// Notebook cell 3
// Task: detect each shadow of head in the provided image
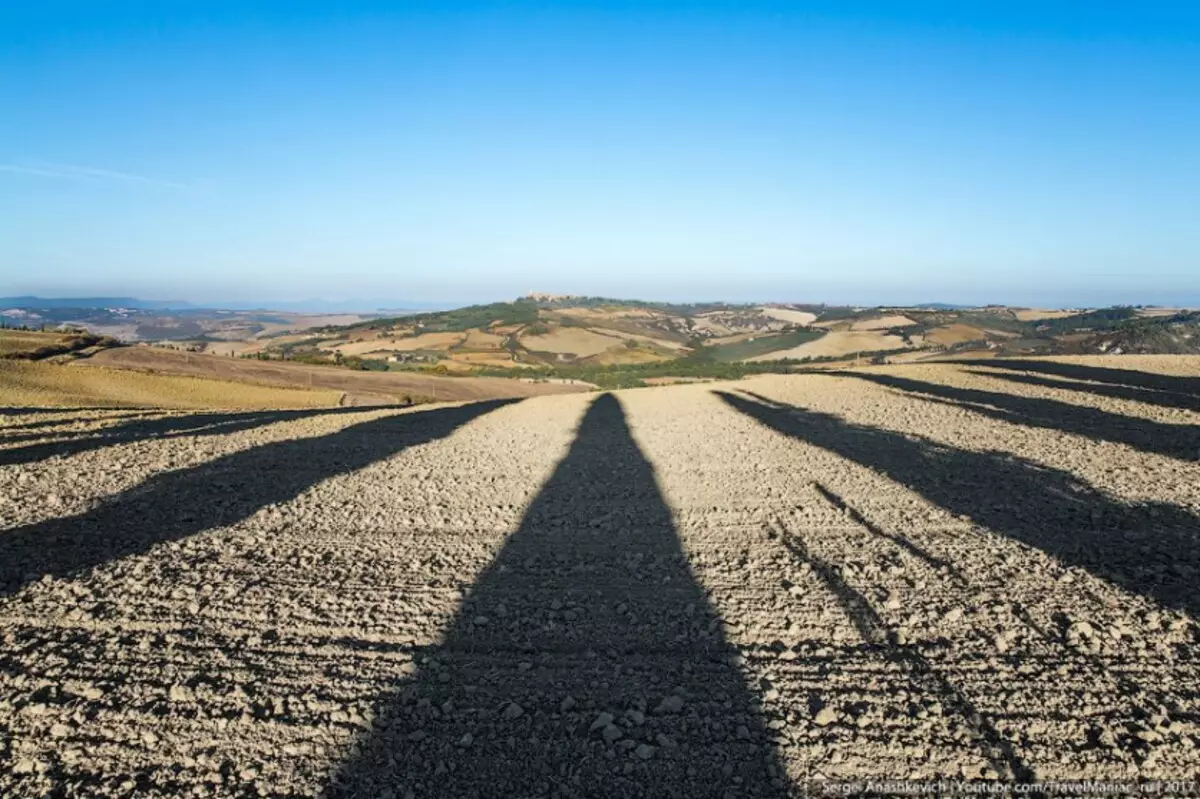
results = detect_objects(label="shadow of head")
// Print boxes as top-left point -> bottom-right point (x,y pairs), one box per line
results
327,392 -> 790,798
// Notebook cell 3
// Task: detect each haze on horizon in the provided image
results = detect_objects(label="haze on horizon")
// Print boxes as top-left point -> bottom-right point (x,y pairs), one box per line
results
2,1 -> 1198,309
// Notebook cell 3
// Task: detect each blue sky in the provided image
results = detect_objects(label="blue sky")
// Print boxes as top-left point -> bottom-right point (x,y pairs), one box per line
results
1,1 -> 1198,307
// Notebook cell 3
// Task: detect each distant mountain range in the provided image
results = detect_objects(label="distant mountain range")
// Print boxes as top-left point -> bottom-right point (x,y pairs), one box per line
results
0,296 -> 193,311
0,296 -> 445,314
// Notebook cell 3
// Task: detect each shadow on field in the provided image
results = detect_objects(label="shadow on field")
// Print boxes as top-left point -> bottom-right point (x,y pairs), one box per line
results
968,369 -> 1200,413
0,407 -> 370,468
0,400 -> 515,598
835,372 -> 1199,462
960,360 -> 1200,408
716,390 -> 1200,621
811,482 -> 963,581
0,406 -> 167,416
771,525 -> 1034,782
330,394 -> 788,799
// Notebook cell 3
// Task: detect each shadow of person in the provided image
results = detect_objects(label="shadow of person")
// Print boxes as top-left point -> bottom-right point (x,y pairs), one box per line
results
0,400 -> 515,598
960,359 -> 1200,402
833,371 -> 1198,462
716,390 -> 1200,621
0,407 -> 370,468
329,394 -> 789,799
772,528 -> 1035,782
964,368 -> 1200,413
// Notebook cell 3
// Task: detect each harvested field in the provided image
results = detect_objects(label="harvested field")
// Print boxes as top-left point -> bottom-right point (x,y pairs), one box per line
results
200,340 -> 260,357
849,314 -> 917,331
691,317 -> 737,336
332,332 -> 467,357
0,329 -> 115,361
709,329 -> 825,362
460,328 -> 506,349
758,307 -> 817,326
366,332 -> 465,353
923,323 -> 988,346
77,347 -> 589,403
1136,308 -> 1191,317
2,355 -> 1199,796
519,327 -> 622,357
0,330 -> 76,358
585,328 -> 690,352
1014,309 -> 1081,321
749,330 -> 909,361
553,306 -> 658,320
448,351 -> 521,367
0,359 -> 342,409
585,346 -> 672,366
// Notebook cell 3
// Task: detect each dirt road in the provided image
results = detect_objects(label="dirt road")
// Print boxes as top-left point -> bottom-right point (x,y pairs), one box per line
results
2,357 -> 1198,796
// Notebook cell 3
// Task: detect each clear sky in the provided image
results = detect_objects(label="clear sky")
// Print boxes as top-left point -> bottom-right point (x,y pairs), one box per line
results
2,1 -> 1198,307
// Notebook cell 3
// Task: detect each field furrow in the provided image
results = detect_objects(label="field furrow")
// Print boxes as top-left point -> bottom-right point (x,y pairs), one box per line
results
2,358 -> 1198,796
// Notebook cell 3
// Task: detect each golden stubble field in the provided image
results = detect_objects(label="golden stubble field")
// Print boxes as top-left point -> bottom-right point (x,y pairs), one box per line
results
75,346 -> 590,405
0,359 -> 344,410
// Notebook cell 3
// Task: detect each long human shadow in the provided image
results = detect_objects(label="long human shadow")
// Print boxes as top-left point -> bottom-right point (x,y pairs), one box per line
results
716,390 -> 1200,621
330,394 -> 789,798
0,400 -> 515,598
960,359 -> 1200,398
831,372 -> 1199,462
0,405 -> 162,417
967,369 -> 1200,413
771,526 -> 1034,782
0,408 -> 372,468
1,410 -> 160,433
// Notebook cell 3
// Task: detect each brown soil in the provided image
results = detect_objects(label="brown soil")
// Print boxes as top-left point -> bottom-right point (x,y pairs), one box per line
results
2,355 -> 1198,796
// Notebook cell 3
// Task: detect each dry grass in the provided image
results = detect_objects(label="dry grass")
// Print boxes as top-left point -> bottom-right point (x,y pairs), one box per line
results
448,352 -> 530,369
331,332 -> 465,356
758,307 -> 817,325
704,332 -> 756,345
749,330 -> 909,361
1013,309 -> 1081,321
201,341 -> 260,357
924,323 -> 988,346
849,314 -> 918,331
519,327 -> 621,357
460,328 -> 506,349
1135,308 -> 1191,318
553,306 -> 658,320
0,330 -> 79,357
79,346 -> 588,402
586,346 -> 672,366
691,318 -> 736,336
587,328 -> 689,351
0,360 -> 342,410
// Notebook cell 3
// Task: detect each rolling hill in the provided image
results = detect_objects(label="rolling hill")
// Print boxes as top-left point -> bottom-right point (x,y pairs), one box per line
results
8,296 -> 1196,397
